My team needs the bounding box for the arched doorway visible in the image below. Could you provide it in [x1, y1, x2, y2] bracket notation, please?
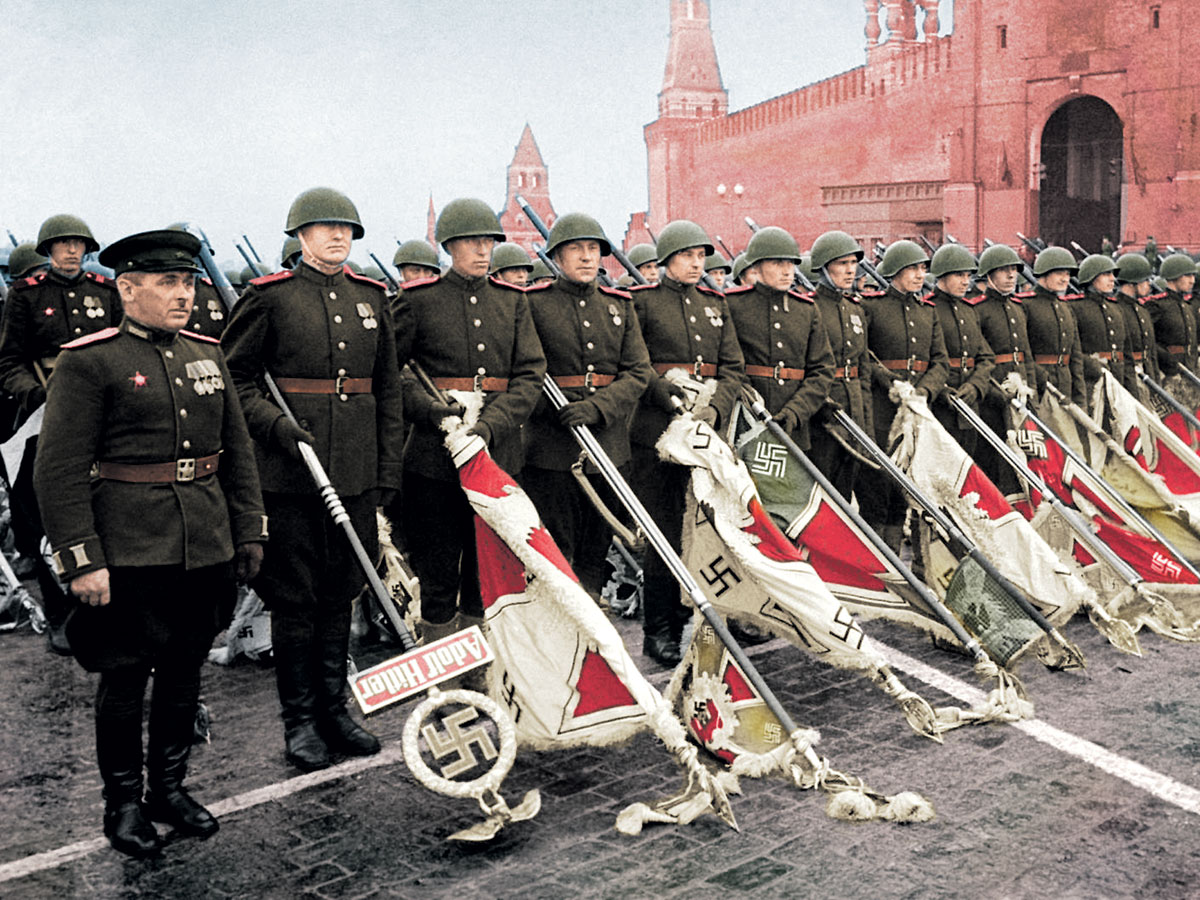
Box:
[1038, 96, 1123, 252]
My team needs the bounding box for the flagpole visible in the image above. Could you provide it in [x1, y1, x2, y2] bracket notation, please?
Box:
[830, 406, 1086, 668]
[1138, 369, 1200, 434]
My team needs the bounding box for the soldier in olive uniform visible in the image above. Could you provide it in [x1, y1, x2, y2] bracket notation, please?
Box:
[726, 226, 833, 457]
[33, 230, 266, 857]
[629, 220, 746, 665]
[223, 188, 405, 773]
[393, 239, 440, 284]
[281, 237, 302, 270]
[1114, 253, 1161, 387]
[1149, 254, 1199, 375]
[6, 241, 47, 280]
[808, 231, 874, 499]
[627, 243, 660, 284]
[972, 245, 1038, 490]
[519, 213, 652, 594]
[1072, 254, 1133, 401]
[928, 244, 996, 457]
[400, 198, 546, 646]
[704, 251, 732, 292]
[529, 257, 554, 286]
[490, 241, 534, 287]
[861, 240, 949, 549]
[0, 214, 123, 653]
[1025, 247, 1087, 406]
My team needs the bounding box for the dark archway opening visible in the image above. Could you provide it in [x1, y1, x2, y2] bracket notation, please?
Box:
[1038, 96, 1123, 251]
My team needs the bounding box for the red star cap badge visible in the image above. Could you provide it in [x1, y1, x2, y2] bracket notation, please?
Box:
[44, 307, 56, 317]
[129, 371, 148, 389]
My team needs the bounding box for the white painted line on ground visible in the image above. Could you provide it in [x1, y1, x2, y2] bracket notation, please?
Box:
[878, 642, 1200, 816]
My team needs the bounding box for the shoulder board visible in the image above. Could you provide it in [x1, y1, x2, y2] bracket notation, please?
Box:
[1145, 291, 1167, 302]
[918, 293, 936, 306]
[786, 288, 815, 302]
[628, 283, 658, 292]
[201, 277, 214, 286]
[344, 268, 387, 290]
[1013, 290, 1034, 300]
[724, 284, 754, 296]
[522, 280, 553, 293]
[180, 329, 220, 344]
[696, 284, 723, 298]
[399, 275, 440, 290]
[1062, 292, 1085, 301]
[249, 269, 294, 287]
[961, 295, 985, 306]
[16, 271, 48, 288]
[62, 326, 119, 349]
[83, 271, 113, 285]
[861, 289, 886, 299]
[487, 275, 531, 292]
[597, 284, 631, 300]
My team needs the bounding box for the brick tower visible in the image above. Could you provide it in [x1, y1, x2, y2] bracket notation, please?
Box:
[498, 123, 557, 256]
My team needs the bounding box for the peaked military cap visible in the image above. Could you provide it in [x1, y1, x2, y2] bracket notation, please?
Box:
[98, 229, 203, 275]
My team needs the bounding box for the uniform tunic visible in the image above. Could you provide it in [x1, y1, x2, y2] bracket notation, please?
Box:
[1116, 292, 1160, 385]
[1071, 289, 1133, 397]
[399, 269, 547, 624]
[974, 287, 1036, 492]
[725, 282, 834, 451]
[0, 268, 121, 413]
[1023, 286, 1087, 406]
[184, 278, 228, 338]
[929, 287, 996, 455]
[1147, 288, 1198, 375]
[33, 318, 266, 670]
[630, 275, 746, 640]
[522, 276, 652, 589]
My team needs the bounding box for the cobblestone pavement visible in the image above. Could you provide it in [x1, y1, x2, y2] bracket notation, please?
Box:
[2, 599, 1199, 899]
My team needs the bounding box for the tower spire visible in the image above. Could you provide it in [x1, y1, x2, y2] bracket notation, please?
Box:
[658, 0, 727, 120]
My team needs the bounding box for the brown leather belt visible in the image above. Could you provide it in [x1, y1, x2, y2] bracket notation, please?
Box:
[994, 352, 1026, 364]
[653, 362, 717, 377]
[554, 373, 616, 389]
[96, 452, 220, 484]
[431, 376, 509, 392]
[745, 364, 806, 381]
[1095, 350, 1125, 361]
[1035, 353, 1071, 365]
[276, 376, 373, 394]
[947, 357, 976, 369]
[1168, 344, 1187, 356]
[878, 358, 930, 373]
[833, 365, 859, 379]
[1130, 350, 1145, 362]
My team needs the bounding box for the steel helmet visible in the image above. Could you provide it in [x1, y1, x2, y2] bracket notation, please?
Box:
[930, 243, 978, 278]
[546, 212, 611, 257]
[1077, 253, 1117, 286]
[628, 243, 658, 268]
[1115, 252, 1153, 284]
[731, 253, 749, 282]
[435, 197, 505, 246]
[705, 251, 732, 274]
[281, 237, 302, 268]
[1032, 246, 1079, 276]
[285, 187, 364, 239]
[1159, 253, 1197, 282]
[35, 214, 100, 256]
[810, 230, 864, 269]
[7, 242, 47, 279]
[976, 244, 1022, 278]
[655, 220, 713, 264]
[743, 226, 801, 268]
[393, 239, 439, 270]
[877, 240, 930, 278]
[489, 242, 534, 274]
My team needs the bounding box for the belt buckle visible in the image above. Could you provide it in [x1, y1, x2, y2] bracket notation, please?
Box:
[1057, 353, 1067, 365]
[907, 356, 917, 375]
[584, 371, 594, 389]
[773, 363, 783, 380]
[473, 373, 484, 392]
[693, 360, 704, 377]
[335, 374, 348, 394]
[176, 458, 196, 482]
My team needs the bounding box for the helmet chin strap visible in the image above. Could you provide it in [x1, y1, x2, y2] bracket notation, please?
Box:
[986, 273, 1013, 296]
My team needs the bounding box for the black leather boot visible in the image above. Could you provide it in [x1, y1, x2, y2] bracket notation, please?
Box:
[315, 604, 379, 757]
[273, 612, 330, 771]
[96, 672, 161, 858]
[145, 669, 218, 839]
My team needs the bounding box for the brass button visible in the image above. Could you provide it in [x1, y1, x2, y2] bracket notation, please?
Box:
[329, 291, 337, 300]
[165, 350, 174, 358]
[175, 377, 183, 386]
[179, 409, 188, 418]
[334, 315, 342, 323]
[469, 296, 478, 304]
[182, 440, 191, 450]
[337, 341, 346, 350]
[477, 343, 485, 351]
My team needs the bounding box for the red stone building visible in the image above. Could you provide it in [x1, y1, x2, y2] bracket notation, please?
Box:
[498, 123, 557, 257]
[629, 0, 1199, 256]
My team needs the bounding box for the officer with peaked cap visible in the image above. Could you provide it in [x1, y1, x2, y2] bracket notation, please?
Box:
[629, 219, 746, 665]
[223, 187, 405, 773]
[0, 214, 123, 654]
[400, 197, 546, 647]
[519, 212, 652, 597]
[33, 229, 266, 857]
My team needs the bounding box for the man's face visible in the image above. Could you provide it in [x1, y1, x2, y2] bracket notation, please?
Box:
[400, 264, 438, 283]
[298, 222, 352, 268]
[825, 254, 858, 290]
[938, 271, 971, 298]
[495, 267, 530, 286]
[1091, 272, 1116, 294]
[754, 259, 796, 292]
[989, 264, 1019, 294]
[1135, 279, 1152, 298]
[708, 269, 727, 289]
[119, 271, 195, 332]
[1168, 274, 1196, 294]
[48, 238, 86, 276]
[664, 246, 706, 285]
[447, 235, 495, 278]
[554, 240, 601, 284]
[892, 262, 927, 294]
[1039, 270, 1072, 293]
[636, 260, 659, 283]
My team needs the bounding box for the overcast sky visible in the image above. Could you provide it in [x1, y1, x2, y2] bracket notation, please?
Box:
[2, 1, 934, 270]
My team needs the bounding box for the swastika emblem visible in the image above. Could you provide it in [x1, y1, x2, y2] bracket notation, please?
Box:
[700, 555, 742, 596]
[1151, 552, 1182, 581]
[1013, 427, 1047, 460]
[750, 441, 788, 478]
[422, 706, 498, 779]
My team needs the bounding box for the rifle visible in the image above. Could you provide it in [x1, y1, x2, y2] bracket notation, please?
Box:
[1138, 369, 1200, 436]
[242, 234, 263, 264]
[1016, 232, 1046, 254]
[1175, 363, 1200, 395]
[6, 230, 17, 248]
[918, 234, 939, 256]
[715, 235, 736, 261]
[516, 193, 644, 287]
[235, 242, 258, 275]
[187, 225, 417, 652]
[1070, 241, 1090, 259]
[368, 252, 401, 292]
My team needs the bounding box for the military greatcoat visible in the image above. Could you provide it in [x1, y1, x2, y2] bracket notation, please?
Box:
[1022, 286, 1086, 405]
[1147, 287, 1198, 376]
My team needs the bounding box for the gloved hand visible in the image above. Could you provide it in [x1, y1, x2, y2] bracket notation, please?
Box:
[888, 379, 916, 405]
[558, 400, 601, 428]
[270, 416, 314, 460]
[469, 421, 492, 446]
[953, 382, 979, 404]
[235, 542, 264, 582]
[28, 386, 47, 412]
[651, 378, 686, 412]
[427, 400, 465, 428]
[377, 488, 397, 509]
[773, 408, 800, 432]
[815, 397, 843, 424]
[695, 406, 719, 427]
